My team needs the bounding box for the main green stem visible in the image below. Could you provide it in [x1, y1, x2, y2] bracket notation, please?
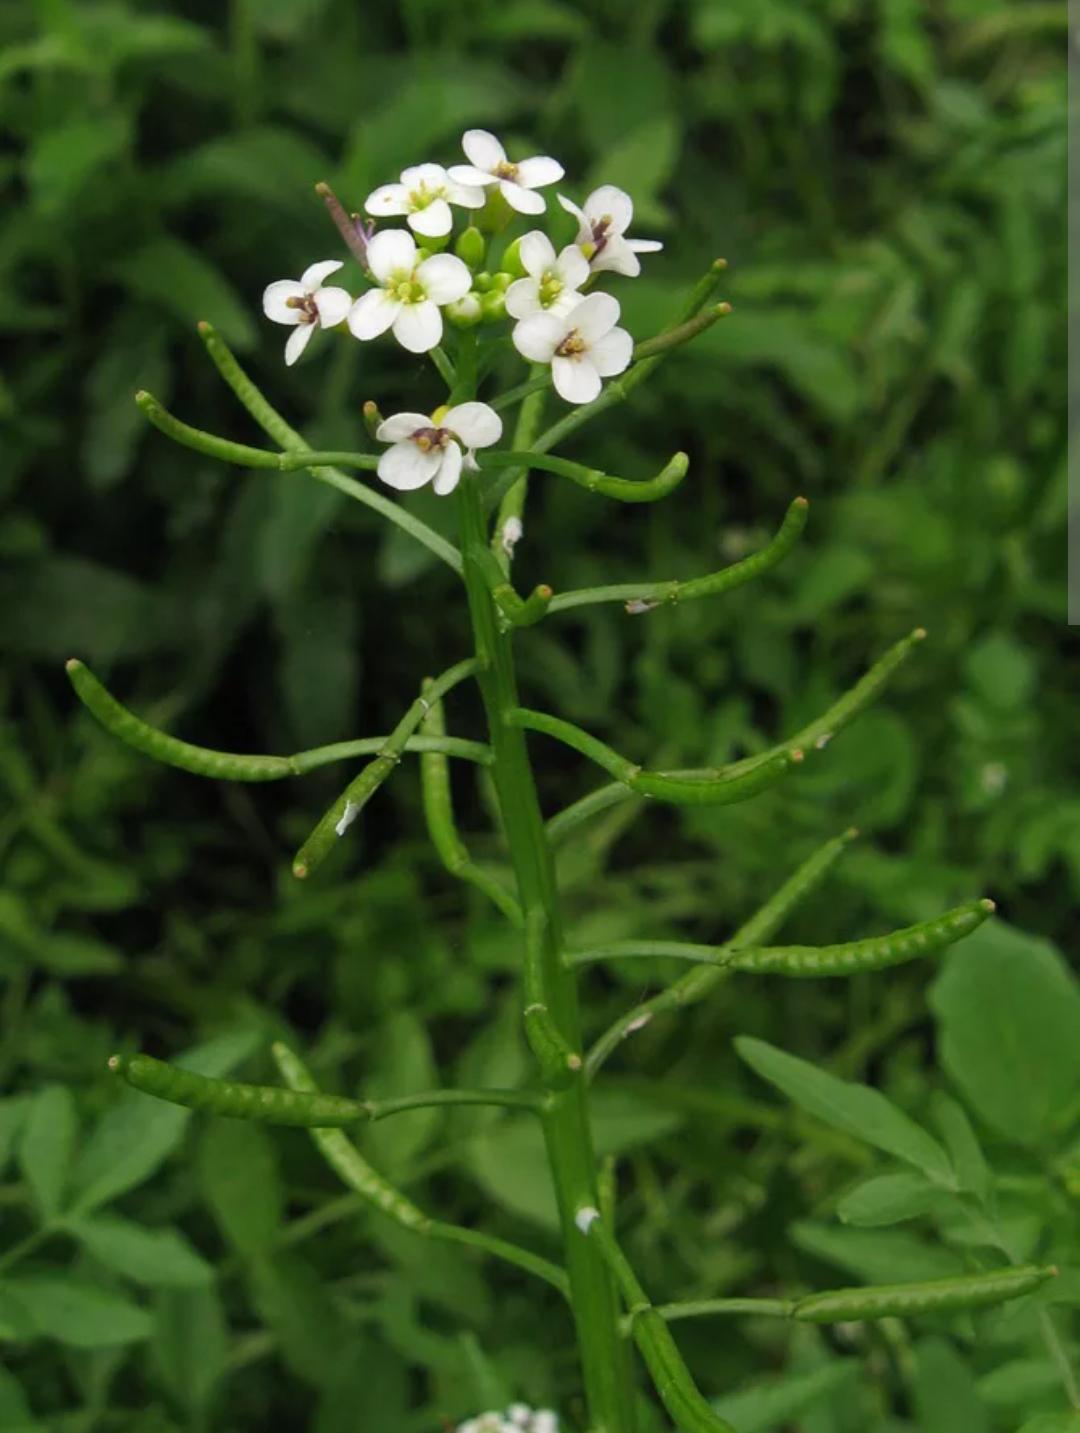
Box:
[457, 470, 637, 1433]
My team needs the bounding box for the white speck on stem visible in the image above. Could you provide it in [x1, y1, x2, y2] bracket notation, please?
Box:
[335, 800, 359, 837]
[625, 598, 659, 615]
[501, 516, 523, 556]
[814, 732, 833, 749]
[623, 1012, 652, 1035]
[575, 1205, 600, 1235]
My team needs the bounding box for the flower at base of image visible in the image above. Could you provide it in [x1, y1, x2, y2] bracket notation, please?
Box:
[512, 291, 633, 404]
[364, 162, 485, 237]
[558, 184, 663, 276]
[375, 401, 502, 495]
[457, 1405, 558, 1433]
[261, 260, 353, 365]
[347, 230, 471, 353]
[448, 128, 564, 215]
[505, 230, 590, 319]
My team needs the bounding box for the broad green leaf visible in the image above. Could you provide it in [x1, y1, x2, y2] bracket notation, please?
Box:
[0, 1364, 41, 1427]
[166, 126, 332, 209]
[977, 1358, 1062, 1407]
[248, 1252, 352, 1388]
[0, 1096, 30, 1177]
[5, 1277, 152, 1348]
[70, 1030, 260, 1213]
[585, 115, 679, 227]
[151, 1285, 229, 1418]
[735, 1037, 953, 1184]
[38, 932, 124, 977]
[71, 1215, 213, 1288]
[913, 1337, 991, 1433]
[365, 1011, 440, 1170]
[929, 921, 1080, 1145]
[791, 1223, 963, 1286]
[712, 1360, 859, 1432]
[27, 116, 130, 214]
[1018, 1417, 1080, 1433]
[965, 633, 1036, 711]
[18, 1086, 77, 1220]
[198, 1120, 283, 1259]
[113, 238, 257, 351]
[836, 1172, 939, 1228]
[930, 1093, 992, 1203]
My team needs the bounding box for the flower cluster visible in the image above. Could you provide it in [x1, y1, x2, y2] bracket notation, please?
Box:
[456, 1405, 558, 1433]
[261, 127, 662, 494]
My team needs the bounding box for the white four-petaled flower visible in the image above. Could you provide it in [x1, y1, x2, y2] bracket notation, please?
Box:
[558, 184, 663, 277]
[262, 260, 352, 366]
[512, 292, 632, 405]
[505, 231, 589, 320]
[449, 129, 563, 216]
[365, 162, 485, 238]
[347, 230, 471, 353]
[375, 402, 502, 496]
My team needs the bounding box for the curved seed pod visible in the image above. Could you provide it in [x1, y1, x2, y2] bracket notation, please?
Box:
[480, 449, 688, 504]
[67, 660, 297, 781]
[136, 391, 284, 468]
[109, 1053, 370, 1126]
[730, 899, 995, 976]
[792, 1265, 1056, 1324]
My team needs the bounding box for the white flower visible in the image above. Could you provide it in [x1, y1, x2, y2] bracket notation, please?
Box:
[375, 402, 502, 496]
[261, 260, 352, 366]
[347, 230, 471, 354]
[557, 185, 663, 277]
[512, 293, 632, 405]
[505, 231, 589, 320]
[364, 162, 485, 238]
[448, 129, 563, 216]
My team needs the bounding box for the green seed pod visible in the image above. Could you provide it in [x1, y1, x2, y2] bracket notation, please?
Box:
[109, 1053, 370, 1126]
[730, 899, 995, 977]
[792, 1265, 1056, 1324]
[454, 225, 486, 269]
[67, 660, 295, 781]
[501, 236, 526, 277]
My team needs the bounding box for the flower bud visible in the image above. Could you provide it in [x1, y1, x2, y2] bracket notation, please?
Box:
[445, 293, 483, 329]
[479, 288, 507, 322]
[491, 271, 513, 292]
[501, 237, 526, 277]
[362, 400, 384, 440]
[454, 226, 486, 270]
[473, 271, 493, 293]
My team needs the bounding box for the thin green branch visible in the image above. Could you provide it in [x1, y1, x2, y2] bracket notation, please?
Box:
[196, 321, 462, 574]
[420, 683, 524, 926]
[546, 781, 642, 844]
[293, 658, 479, 879]
[491, 374, 547, 563]
[634, 1297, 795, 1331]
[479, 449, 687, 505]
[66, 659, 490, 781]
[469, 545, 553, 629]
[272, 1043, 569, 1299]
[549, 497, 807, 615]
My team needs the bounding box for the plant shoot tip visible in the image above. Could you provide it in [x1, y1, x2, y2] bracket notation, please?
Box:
[794, 495, 809, 507]
[980, 897, 996, 912]
[790, 747, 805, 763]
[292, 862, 309, 880]
[107, 1054, 122, 1071]
[196, 320, 212, 335]
[712, 257, 728, 271]
[913, 626, 928, 640]
[65, 657, 83, 673]
[715, 301, 733, 315]
[537, 585, 553, 598]
[845, 826, 860, 839]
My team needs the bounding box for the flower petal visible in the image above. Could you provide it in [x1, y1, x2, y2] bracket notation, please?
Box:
[515, 155, 564, 190]
[448, 181, 485, 208]
[408, 198, 453, 237]
[589, 326, 633, 377]
[504, 278, 543, 320]
[590, 236, 641, 277]
[512, 312, 565, 363]
[628, 238, 664, 253]
[263, 279, 305, 325]
[417, 253, 471, 304]
[519, 230, 556, 279]
[400, 162, 447, 188]
[364, 184, 409, 217]
[462, 128, 506, 171]
[314, 285, 352, 327]
[500, 180, 545, 215]
[377, 412, 430, 442]
[556, 192, 589, 241]
[347, 289, 400, 340]
[377, 441, 442, 491]
[569, 291, 620, 342]
[366, 228, 417, 283]
[284, 323, 315, 366]
[392, 299, 442, 353]
[443, 402, 502, 449]
[300, 259, 344, 291]
[552, 354, 601, 405]
[555, 244, 590, 290]
[447, 164, 497, 188]
[432, 439, 462, 496]
[584, 185, 634, 235]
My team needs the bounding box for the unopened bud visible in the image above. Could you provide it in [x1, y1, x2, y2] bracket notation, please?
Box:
[480, 288, 507, 322]
[491, 270, 513, 292]
[446, 293, 483, 329]
[362, 400, 384, 440]
[501, 237, 526, 277]
[454, 225, 486, 269]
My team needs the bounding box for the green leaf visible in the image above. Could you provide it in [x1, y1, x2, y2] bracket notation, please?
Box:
[151, 1285, 229, 1418]
[0, 1364, 41, 1427]
[964, 633, 1036, 711]
[113, 238, 257, 351]
[735, 1037, 953, 1184]
[791, 1223, 963, 1286]
[0, 1096, 31, 1178]
[1017, 1416, 1080, 1433]
[836, 1172, 939, 1228]
[365, 1012, 440, 1170]
[930, 1093, 991, 1202]
[248, 1252, 352, 1387]
[70, 1030, 260, 1213]
[198, 1120, 283, 1259]
[913, 1337, 991, 1433]
[71, 1215, 213, 1288]
[26, 115, 130, 214]
[18, 1086, 77, 1220]
[977, 1358, 1062, 1407]
[712, 1360, 860, 1433]
[929, 920, 1080, 1145]
[4, 1277, 152, 1348]
[585, 116, 679, 228]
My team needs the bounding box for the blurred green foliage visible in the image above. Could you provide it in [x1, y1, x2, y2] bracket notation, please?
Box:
[0, 0, 1073, 1429]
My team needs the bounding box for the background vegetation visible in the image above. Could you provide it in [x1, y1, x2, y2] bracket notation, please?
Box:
[1, 1, 1073, 1429]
